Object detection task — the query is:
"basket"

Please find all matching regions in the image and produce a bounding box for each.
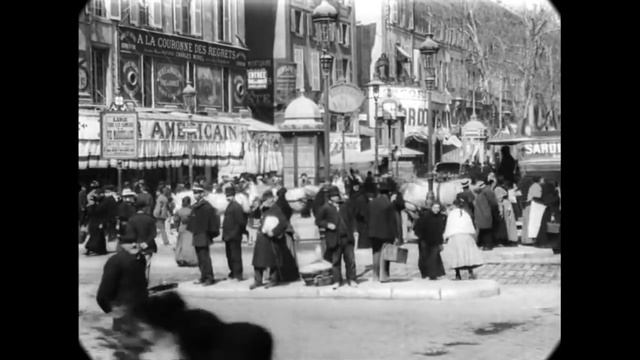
[381,244,408,263]
[300,267,333,286]
[546,222,560,234]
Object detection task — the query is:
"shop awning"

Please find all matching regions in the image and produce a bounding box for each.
[519,158,561,173]
[396,45,411,63]
[236,117,281,133]
[78,108,283,172]
[330,147,423,164]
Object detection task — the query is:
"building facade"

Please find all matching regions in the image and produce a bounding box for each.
[356,0,521,171]
[79,0,283,187]
[80,0,248,111]
[244,0,357,126]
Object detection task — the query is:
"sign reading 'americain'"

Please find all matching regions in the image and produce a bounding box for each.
[139,120,247,143]
[119,26,247,68]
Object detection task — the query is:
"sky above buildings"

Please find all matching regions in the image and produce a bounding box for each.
[354,0,559,24]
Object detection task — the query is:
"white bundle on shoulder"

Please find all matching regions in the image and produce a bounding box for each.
[261,215,280,234]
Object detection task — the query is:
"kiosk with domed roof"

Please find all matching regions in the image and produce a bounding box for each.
[278,91,325,187]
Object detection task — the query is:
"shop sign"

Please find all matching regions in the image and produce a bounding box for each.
[369,86,439,140]
[274,61,297,105]
[101,112,138,159]
[79,115,100,140]
[139,119,248,143]
[521,141,561,159]
[328,83,365,113]
[119,26,247,68]
[329,134,361,155]
[248,68,268,89]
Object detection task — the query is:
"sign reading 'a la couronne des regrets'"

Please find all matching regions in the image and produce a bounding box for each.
[119,26,247,68]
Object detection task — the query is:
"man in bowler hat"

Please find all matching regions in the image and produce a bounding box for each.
[222,186,247,281]
[189,185,220,286]
[315,186,358,289]
[367,181,401,282]
[97,233,148,333]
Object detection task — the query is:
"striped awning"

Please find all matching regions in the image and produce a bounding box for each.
[519,158,561,173]
[78,139,245,170]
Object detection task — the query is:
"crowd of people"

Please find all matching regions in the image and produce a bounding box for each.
[87,146,560,296]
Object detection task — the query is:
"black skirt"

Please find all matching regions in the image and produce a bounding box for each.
[418,242,445,279]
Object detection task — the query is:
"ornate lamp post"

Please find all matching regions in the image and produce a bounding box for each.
[366,79,384,174]
[419,26,440,202]
[312,0,337,182]
[182,81,198,187]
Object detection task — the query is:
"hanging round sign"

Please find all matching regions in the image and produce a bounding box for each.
[328,83,365,113]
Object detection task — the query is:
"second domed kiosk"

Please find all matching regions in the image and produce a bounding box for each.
[279,92,325,187]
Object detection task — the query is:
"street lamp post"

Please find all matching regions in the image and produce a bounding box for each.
[366,79,384,175]
[312,0,337,183]
[419,26,440,201]
[182,81,197,187]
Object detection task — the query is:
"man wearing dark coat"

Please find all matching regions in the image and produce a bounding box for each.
[457,179,476,219]
[474,181,499,250]
[350,180,370,249]
[126,199,158,257]
[85,188,109,255]
[116,189,137,238]
[92,185,119,243]
[222,187,247,281]
[136,185,154,216]
[316,186,358,289]
[251,191,290,290]
[497,145,517,184]
[367,182,400,282]
[413,202,447,280]
[96,233,148,332]
[312,183,331,261]
[188,185,220,286]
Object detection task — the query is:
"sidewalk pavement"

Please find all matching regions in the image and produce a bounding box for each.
[176,277,501,301]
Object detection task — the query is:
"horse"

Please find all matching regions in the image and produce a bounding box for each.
[400,177,474,224]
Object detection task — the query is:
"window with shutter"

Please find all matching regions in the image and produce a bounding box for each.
[344,24,350,47]
[336,57,343,82]
[173,0,182,32]
[182,0,190,35]
[109,0,121,20]
[343,59,350,82]
[307,13,313,39]
[290,8,296,33]
[148,0,162,28]
[130,0,140,25]
[121,0,130,22]
[294,46,305,90]
[224,0,232,41]
[336,23,342,44]
[389,0,398,24]
[298,11,304,36]
[311,49,320,91]
[217,0,224,41]
[191,0,202,35]
[329,24,335,42]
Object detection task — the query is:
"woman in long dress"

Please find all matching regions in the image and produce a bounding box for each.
[173,197,198,267]
[413,201,446,280]
[442,194,484,280]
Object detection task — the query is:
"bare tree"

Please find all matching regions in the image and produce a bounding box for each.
[451,0,560,134]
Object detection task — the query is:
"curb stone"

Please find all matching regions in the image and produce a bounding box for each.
[176,279,500,301]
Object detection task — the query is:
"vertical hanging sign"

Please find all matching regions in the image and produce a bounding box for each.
[101,111,138,159]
